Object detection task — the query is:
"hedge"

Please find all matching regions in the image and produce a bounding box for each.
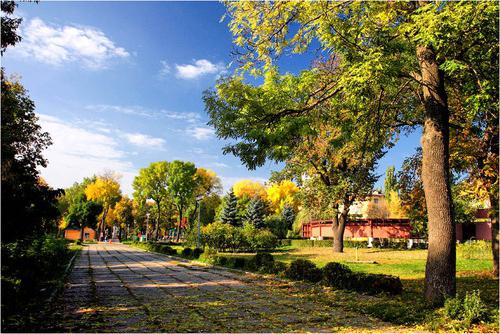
[280,239,368,248]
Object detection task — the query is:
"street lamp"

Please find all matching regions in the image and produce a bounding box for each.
[196,194,203,248]
[146,212,150,242]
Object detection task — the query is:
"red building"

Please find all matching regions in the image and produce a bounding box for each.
[302,218,413,239]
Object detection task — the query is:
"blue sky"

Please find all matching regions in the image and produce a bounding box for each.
[3,1,421,196]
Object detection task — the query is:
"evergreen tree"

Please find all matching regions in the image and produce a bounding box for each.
[221,189,239,227]
[245,197,266,228]
[282,205,295,231]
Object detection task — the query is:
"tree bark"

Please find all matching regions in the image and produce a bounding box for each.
[332,202,350,253]
[96,206,108,242]
[79,224,85,242]
[417,45,455,305]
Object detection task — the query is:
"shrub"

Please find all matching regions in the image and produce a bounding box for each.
[322,262,353,289]
[192,248,204,259]
[202,222,246,251]
[227,256,247,269]
[271,261,288,275]
[285,259,322,283]
[444,290,489,326]
[265,215,288,239]
[159,245,177,256]
[355,273,403,295]
[181,247,193,257]
[247,252,275,273]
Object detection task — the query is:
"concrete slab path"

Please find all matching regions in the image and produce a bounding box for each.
[47,243,401,332]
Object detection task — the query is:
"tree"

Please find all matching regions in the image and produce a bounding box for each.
[245,197,266,229]
[133,161,170,240]
[282,205,295,231]
[188,168,222,228]
[233,180,267,200]
[65,194,102,241]
[217,1,497,303]
[386,191,406,219]
[167,160,199,242]
[220,189,239,227]
[266,180,299,214]
[113,196,134,239]
[85,176,121,240]
[1,74,61,241]
[384,166,397,202]
[1,1,22,55]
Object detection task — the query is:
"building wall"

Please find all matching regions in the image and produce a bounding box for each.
[349,194,390,219]
[64,227,96,241]
[306,219,412,239]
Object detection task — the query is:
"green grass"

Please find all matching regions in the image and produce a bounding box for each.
[210,241,498,332]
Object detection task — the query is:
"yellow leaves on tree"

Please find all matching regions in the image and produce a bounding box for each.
[85,177,121,208]
[85,177,122,235]
[233,179,267,200]
[196,168,222,196]
[266,180,299,213]
[386,190,406,219]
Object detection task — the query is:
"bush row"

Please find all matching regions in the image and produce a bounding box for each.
[201,222,278,252]
[206,252,402,295]
[279,239,369,248]
[131,241,178,256]
[280,238,427,250]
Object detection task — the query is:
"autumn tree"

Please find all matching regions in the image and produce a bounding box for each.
[210,1,498,303]
[266,180,299,214]
[167,160,199,242]
[133,161,170,240]
[113,196,134,239]
[85,176,121,240]
[233,179,267,200]
[188,168,222,227]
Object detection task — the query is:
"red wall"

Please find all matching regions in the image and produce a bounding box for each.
[304,219,412,239]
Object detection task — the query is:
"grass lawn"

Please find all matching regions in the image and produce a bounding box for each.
[211,242,498,332]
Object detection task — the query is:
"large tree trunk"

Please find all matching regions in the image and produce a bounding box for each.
[96,206,108,242]
[79,224,85,242]
[417,45,455,305]
[332,201,350,253]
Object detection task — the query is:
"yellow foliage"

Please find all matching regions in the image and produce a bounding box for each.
[386,190,406,218]
[85,177,121,207]
[233,179,267,199]
[58,217,69,230]
[266,180,300,213]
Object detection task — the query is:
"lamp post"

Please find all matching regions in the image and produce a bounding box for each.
[196,195,203,249]
[146,212,150,242]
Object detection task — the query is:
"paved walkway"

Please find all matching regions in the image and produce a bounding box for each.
[48,243,399,332]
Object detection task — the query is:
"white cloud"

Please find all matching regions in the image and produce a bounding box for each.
[15,18,129,69]
[122,132,166,150]
[187,126,215,140]
[159,60,171,77]
[175,59,226,79]
[37,114,136,196]
[87,104,201,123]
[210,162,229,168]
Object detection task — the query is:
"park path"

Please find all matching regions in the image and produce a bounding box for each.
[48,243,402,333]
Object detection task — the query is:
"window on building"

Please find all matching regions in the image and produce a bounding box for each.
[84,232,90,239]
[373,198,379,204]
